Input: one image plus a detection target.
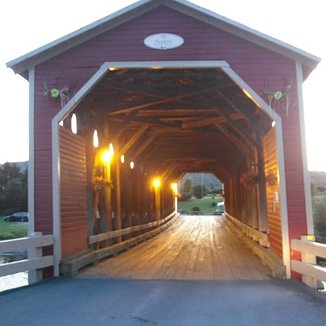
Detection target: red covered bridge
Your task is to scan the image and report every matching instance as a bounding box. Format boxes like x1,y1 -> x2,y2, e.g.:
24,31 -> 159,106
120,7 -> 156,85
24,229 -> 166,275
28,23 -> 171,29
7,0 -> 322,283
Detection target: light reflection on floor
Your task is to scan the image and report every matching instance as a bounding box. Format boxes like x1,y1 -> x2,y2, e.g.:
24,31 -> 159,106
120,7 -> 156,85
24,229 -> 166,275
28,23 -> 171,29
0,254 -> 29,292
0,272 -> 28,292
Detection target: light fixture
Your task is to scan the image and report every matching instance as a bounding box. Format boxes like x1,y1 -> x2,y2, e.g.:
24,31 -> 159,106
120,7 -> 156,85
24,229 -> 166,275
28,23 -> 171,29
130,161 -> 135,169
102,150 -> 111,164
153,177 -> 161,189
171,182 -> 178,194
71,113 -> 77,134
102,144 -> 114,164
120,154 -> 125,164
93,130 -> 99,148
272,120 -> 276,128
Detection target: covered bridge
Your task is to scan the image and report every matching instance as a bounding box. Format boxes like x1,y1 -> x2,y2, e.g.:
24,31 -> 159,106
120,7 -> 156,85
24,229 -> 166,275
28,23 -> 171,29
7,0 -> 320,279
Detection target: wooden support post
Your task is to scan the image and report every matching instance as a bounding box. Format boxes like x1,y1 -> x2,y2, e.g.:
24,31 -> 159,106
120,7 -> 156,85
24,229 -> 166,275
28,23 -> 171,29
104,160 -> 113,232
101,123 -> 112,234
86,136 -> 95,238
28,232 -> 43,284
115,156 -> 122,242
155,187 -> 161,221
257,135 -> 268,232
127,168 -> 133,228
300,235 -> 323,289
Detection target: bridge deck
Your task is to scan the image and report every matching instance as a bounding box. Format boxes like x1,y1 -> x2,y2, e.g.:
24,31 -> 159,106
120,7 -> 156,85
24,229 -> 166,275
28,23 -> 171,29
79,215 -> 272,280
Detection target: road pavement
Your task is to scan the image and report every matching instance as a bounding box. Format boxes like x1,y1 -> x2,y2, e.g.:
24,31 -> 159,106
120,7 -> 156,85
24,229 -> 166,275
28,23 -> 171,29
1,278 -> 325,325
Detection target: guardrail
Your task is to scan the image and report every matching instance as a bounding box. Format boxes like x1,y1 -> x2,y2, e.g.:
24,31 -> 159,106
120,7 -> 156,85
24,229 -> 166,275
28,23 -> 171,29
61,211 -> 179,276
0,233 -> 54,285
89,210 -> 177,245
225,213 -> 270,247
291,236 -> 326,289
225,212 -> 285,278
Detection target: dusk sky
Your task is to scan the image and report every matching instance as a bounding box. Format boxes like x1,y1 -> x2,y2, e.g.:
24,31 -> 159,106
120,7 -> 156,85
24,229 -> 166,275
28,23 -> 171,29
1,0 -> 325,171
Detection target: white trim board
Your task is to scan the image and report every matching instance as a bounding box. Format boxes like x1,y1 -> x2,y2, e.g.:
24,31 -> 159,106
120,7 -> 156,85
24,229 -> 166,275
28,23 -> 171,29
28,67 -> 35,236
51,60 -> 291,277
296,62 -> 314,235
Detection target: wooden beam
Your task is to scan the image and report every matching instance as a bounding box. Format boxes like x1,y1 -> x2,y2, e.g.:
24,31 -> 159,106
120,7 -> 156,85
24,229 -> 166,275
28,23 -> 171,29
104,112 -> 139,145
217,90 -> 264,136
214,123 -> 252,156
109,86 -> 228,116
181,113 -> 242,129
120,124 -> 149,154
139,108 -> 222,117
129,135 -> 156,160
213,100 -> 261,151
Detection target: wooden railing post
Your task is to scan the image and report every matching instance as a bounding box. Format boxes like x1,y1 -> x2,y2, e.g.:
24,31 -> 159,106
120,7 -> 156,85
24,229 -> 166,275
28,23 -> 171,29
300,235 -> 323,289
28,232 -> 43,284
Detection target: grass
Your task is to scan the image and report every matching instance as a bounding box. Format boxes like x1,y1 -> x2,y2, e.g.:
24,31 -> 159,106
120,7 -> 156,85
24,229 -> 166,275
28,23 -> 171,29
0,216 -> 28,240
177,195 -> 223,215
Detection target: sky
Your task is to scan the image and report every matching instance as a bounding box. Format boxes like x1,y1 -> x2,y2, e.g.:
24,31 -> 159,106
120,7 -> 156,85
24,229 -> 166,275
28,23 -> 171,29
0,0 -> 325,171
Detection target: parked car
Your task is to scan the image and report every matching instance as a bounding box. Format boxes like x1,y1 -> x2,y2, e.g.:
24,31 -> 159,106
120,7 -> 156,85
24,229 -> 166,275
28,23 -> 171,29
215,202 -> 224,215
4,212 -> 28,222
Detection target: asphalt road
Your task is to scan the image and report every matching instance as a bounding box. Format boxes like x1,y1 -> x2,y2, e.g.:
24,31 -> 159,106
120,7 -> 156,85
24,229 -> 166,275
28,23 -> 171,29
1,278 -> 325,325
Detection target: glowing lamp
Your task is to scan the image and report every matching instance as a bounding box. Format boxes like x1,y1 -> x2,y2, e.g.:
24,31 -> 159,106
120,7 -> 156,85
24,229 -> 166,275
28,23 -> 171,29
171,183 -> 178,193
120,155 -> 125,164
130,161 -> 135,169
153,177 -> 161,189
102,150 -> 111,164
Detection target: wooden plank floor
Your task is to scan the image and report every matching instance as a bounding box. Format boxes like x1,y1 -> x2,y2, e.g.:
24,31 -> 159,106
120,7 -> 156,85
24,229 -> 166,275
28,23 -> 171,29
78,215 -> 272,281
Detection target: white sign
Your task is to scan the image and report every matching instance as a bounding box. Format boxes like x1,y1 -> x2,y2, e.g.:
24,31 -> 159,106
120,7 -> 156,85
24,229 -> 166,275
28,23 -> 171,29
144,33 -> 184,50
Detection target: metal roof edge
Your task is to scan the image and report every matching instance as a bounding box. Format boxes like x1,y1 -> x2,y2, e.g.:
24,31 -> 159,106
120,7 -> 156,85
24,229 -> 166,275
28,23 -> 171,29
6,0 -> 321,77
168,0 -> 321,68
6,0 -> 155,75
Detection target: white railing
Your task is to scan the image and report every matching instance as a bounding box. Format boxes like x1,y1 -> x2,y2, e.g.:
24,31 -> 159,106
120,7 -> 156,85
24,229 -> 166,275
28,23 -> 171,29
0,233 -> 54,284
291,236 -> 326,289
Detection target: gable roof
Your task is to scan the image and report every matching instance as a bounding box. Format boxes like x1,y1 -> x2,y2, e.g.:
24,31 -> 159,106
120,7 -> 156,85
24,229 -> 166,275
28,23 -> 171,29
7,0 -> 320,78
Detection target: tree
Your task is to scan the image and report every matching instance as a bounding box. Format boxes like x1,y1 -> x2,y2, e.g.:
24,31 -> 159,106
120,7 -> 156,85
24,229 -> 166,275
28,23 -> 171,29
313,199 -> 326,237
192,184 -> 207,199
311,181 -> 317,197
181,178 -> 192,194
0,163 -> 27,214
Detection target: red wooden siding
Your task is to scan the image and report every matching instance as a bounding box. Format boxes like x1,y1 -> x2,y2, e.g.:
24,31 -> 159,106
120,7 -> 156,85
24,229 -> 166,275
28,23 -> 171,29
33,5 -> 308,251
263,128 -> 282,257
60,127 -> 88,258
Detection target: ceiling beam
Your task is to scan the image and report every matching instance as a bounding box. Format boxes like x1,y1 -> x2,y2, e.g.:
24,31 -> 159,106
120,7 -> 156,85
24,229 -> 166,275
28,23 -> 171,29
120,124 -> 149,154
217,90 -> 264,136
108,85 -> 229,116
128,135 -> 156,161
213,123 -> 252,156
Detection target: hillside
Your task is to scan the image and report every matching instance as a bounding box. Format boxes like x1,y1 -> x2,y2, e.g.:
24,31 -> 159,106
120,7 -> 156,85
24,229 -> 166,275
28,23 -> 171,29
179,171 -> 326,190
310,171 -> 326,187
179,172 -> 222,189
